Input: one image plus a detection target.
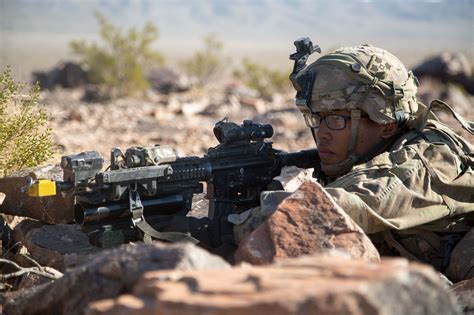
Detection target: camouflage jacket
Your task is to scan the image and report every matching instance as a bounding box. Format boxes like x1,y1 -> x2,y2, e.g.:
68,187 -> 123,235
325,120 -> 473,235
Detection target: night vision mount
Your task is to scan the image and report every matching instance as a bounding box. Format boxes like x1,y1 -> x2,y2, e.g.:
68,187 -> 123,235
289,37 -> 321,113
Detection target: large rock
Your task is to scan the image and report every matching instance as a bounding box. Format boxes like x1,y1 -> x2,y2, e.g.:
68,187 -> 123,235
13,219 -> 102,272
3,242 -> 230,315
32,62 -> 87,90
412,52 -> 474,94
0,165 -> 74,224
235,181 -> 380,265
87,255 -> 461,315
147,68 -> 194,94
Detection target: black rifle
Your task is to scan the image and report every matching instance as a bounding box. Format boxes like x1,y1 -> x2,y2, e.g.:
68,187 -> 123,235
31,119 -> 320,247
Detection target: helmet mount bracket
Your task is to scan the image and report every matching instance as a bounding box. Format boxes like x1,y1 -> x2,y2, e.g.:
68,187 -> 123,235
289,37 -> 321,114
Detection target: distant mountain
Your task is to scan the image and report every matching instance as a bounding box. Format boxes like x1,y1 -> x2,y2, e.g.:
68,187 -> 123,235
2,0 -> 472,43
1,0 -> 473,79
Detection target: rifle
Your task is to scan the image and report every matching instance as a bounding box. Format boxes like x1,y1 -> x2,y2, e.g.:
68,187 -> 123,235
27,119 -> 320,247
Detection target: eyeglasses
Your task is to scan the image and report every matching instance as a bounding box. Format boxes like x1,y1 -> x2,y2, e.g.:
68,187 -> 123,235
303,113 -> 352,130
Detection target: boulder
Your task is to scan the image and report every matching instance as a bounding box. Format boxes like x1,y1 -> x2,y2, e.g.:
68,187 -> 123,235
147,68 -> 193,94
235,180 -> 380,265
13,219 -> 102,272
3,242 -> 230,315
87,255 -> 461,315
33,62 -> 87,90
56,62 -> 87,88
0,165 -> 74,224
412,52 -> 474,94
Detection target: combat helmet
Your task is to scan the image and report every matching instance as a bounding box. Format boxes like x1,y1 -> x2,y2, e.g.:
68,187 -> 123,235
289,38 -> 419,177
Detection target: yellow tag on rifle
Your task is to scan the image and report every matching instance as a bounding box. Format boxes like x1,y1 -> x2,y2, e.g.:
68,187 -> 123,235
27,179 -> 57,197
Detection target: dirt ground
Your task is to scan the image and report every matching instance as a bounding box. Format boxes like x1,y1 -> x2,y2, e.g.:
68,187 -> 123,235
41,87 -> 315,164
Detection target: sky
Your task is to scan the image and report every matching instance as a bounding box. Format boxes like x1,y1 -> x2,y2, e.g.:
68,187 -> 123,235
1,0 -> 473,81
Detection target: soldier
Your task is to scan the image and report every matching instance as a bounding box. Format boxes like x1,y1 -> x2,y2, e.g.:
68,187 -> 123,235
232,44 -> 473,281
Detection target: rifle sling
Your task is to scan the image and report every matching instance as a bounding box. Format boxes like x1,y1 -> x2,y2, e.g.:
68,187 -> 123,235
129,189 -> 199,244
132,208 -> 199,244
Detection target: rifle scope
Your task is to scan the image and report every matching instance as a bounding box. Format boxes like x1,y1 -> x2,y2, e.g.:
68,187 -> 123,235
213,119 -> 273,144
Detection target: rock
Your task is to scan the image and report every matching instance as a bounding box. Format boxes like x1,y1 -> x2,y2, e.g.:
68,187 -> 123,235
238,95 -> 267,114
56,62 -> 88,88
416,76 -> 447,106
235,180 -> 380,265
187,193 -> 209,218
416,78 -> 472,117
258,108 -> 306,130
87,255 -> 460,315
451,278 -> 474,315
413,52 -> 472,78
82,84 -> 112,102
33,62 -> 87,90
412,52 -> 474,94
0,165 -> 74,224
256,109 -> 312,147
224,82 -> 260,99
166,94 -> 212,117
13,219 -> 102,272
271,165 -> 316,192
446,228 -> 474,283
147,68 -> 194,94
415,78 -> 473,142
3,242 -> 230,315
180,99 -> 210,116
65,109 -> 84,122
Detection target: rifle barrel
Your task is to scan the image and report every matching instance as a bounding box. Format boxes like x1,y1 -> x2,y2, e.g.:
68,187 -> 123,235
278,148 -> 320,169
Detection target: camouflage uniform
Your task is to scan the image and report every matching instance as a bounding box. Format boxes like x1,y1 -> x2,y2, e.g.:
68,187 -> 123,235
233,43 -> 474,281
325,119 -> 473,276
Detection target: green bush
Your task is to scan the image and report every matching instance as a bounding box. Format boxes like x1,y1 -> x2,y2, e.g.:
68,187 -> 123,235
70,12 -> 164,98
233,58 -> 291,99
0,67 -> 53,176
180,34 -> 225,85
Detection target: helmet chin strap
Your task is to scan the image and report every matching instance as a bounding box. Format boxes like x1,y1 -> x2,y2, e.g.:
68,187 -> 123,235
322,109 -> 362,178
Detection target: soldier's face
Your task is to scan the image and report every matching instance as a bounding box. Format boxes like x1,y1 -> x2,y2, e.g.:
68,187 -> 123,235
314,110 -> 389,164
